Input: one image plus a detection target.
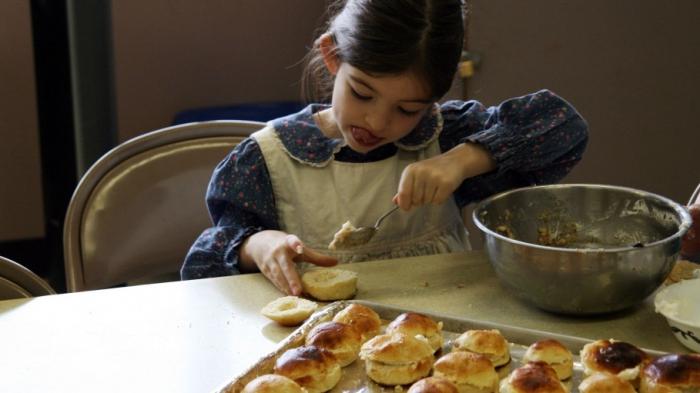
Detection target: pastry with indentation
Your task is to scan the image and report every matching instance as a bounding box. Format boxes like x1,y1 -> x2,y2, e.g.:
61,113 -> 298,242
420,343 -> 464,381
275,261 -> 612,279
274,346 -> 341,393
522,339 -> 573,380
433,351 -> 498,393
332,303 -> 381,343
499,361 -> 568,393
453,329 -> 511,367
386,312 -> 444,353
260,296 -> 318,326
580,339 -> 650,383
301,268 -> 358,301
639,353 -> 700,393
305,321 -> 362,367
579,372 -> 636,393
359,332 -> 434,386
408,376 -> 460,393
241,374 -> 306,393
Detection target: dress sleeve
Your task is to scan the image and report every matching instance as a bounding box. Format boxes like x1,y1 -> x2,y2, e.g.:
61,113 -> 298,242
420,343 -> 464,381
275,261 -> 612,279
438,89 -> 589,207
181,138 -> 279,280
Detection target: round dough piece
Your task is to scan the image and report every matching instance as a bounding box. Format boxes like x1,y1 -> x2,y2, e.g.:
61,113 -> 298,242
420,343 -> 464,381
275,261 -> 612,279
500,362 -> 568,393
579,373 -> 636,393
241,374 -> 305,393
359,332 -> 435,386
522,339 -> 574,380
408,376 -> 459,393
386,312 -> 444,353
305,321 -> 362,367
260,296 -> 318,326
332,303 -> 382,343
580,339 -> 649,381
302,268 -> 358,301
452,329 -> 511,367
433,351 -> 498,393
640,354 -> 700,393
274,346 -> 341,393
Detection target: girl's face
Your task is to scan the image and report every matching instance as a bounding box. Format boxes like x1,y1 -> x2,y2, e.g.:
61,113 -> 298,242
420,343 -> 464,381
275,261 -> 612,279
330,63 -> 434,153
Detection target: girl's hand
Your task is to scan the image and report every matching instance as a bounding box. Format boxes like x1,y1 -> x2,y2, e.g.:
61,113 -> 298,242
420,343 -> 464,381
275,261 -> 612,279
240,230 -> 338,295
394,142 -> 496,210
681,203 -> 700,261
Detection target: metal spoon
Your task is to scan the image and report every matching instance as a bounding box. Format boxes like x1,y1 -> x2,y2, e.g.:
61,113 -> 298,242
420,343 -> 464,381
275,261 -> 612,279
328,206 -> 400,249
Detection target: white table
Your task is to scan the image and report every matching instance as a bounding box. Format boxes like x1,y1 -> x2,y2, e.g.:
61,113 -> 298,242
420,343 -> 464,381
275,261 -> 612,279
0,252 -> 685,393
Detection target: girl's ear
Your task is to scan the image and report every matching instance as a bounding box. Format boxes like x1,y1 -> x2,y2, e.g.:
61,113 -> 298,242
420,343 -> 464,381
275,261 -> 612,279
318,33 -> 340,75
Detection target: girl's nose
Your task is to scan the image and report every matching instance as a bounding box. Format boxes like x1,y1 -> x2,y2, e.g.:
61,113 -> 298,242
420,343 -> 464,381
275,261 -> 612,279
365,109 -> 390,133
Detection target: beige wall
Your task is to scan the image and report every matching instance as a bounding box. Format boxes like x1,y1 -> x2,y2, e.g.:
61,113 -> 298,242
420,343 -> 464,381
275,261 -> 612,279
0,1 -> 45,241
111,0 -> 327,141
467,0 -> 699,205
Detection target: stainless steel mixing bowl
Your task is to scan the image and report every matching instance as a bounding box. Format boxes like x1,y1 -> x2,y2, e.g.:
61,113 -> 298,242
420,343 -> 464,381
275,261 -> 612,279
472,184 -> 692,314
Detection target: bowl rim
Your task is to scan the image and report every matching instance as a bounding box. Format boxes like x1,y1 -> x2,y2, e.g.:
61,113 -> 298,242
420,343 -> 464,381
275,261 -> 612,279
472,183 -> 692,253
654,279 -> 700,327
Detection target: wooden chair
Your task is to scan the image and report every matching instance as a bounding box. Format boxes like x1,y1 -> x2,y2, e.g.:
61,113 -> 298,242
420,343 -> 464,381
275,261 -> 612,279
63,120 -> 265,291
0,256 -> 55,300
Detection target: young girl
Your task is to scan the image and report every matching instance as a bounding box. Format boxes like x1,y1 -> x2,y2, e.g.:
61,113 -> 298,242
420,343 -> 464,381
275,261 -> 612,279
182,0 -> 589,295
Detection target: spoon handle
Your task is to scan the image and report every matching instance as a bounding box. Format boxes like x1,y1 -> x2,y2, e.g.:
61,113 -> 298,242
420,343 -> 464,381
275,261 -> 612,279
374,205 -> 400,228
689,183 -> 700,205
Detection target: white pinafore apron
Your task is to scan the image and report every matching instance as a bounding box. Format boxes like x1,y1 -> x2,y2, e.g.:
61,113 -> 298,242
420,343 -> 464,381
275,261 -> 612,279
252,126 -> 470,267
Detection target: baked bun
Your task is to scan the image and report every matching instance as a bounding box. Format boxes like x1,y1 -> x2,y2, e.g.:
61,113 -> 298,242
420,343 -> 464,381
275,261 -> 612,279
579,372 -> 636,393
260,296 -> 318,326
580,339 -> 650,382
359,332 -> 435,386
305,321 -> 362,367
301,268 -> 358,301
499,362 -> 568,393
453,329 -> 511,367
241,374 -> 305,393
274,346 -> 341,393
433,351 -> 499,393
408,377 -> 460,393
386,312 -> 444,353
522,339 -> 574,380
640,354 -> 700,393
332,303 -> 381,343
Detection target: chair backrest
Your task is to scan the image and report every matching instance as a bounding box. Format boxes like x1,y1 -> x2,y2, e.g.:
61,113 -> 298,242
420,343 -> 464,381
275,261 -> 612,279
63,120 -> 265,292
0,256 -> 56,300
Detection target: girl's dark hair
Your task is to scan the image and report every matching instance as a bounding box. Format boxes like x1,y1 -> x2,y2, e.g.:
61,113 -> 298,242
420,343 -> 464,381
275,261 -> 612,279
302,0 -> 466,103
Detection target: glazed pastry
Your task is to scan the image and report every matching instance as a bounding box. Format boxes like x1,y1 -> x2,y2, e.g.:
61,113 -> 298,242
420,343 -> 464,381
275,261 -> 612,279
305,321 -> 362,367
580,339 -> 650,383
332,303 -> 381,343
274,346 -> 341,393
433,351 -> 499,393
359,332 -> 434,386
639,354 -> 700,393
241,374 -> 305,393
522,339 -> 574,380
499,362 -> 568,393
385,312 -> 444,353
453,329 -> 511,367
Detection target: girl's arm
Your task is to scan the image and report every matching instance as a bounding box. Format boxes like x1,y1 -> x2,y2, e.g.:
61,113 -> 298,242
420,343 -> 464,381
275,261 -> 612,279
442,89 -> 589,207
182,138 -> 337,295
181,139 -> 277,280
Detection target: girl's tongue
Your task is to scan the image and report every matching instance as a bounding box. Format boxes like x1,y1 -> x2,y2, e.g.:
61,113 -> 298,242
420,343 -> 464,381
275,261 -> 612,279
351,126 -> 382,146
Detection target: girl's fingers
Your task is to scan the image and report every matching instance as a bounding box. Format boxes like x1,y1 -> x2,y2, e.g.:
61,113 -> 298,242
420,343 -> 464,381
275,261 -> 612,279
396,169 -> 414,210
263,262 -> 292,295
285,234 -> 305,255
302,247 -> 339,267
411,176 -> 425,207
277,256 -> 302,295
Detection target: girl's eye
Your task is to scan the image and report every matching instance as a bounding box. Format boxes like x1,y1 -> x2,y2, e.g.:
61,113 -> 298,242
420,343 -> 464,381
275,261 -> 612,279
398,107 -> 421,116
350,87 -> 371,100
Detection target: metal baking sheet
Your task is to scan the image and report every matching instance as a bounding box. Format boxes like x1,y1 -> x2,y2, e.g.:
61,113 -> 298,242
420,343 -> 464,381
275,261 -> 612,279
216,299 -> 667,393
